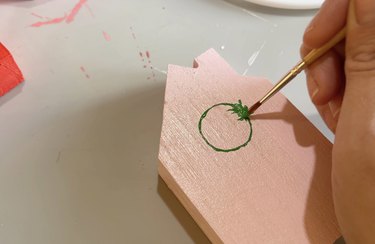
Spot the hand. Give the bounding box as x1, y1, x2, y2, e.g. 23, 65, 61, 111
302, 0, 375, 243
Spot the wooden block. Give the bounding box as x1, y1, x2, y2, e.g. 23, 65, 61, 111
158, 49, 340, 243
0, 43, 24, 96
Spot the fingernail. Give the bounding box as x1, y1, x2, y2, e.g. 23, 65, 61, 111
304, 24, 314, 34
307, 73, 319, 101
355, 0, 375, 25
329, 101, 340, 119
312, 88, 319, 100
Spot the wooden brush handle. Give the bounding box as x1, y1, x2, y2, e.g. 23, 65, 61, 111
249, 26, 347, 114
303, 27, 347, 65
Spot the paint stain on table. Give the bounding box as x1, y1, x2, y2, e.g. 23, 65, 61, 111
84, 4, 95, 18
80, 66, 90, 79
31, 13, 50, 20
130, 27, 156, 80
31, 1, 111, 44
66, 0, 87, 23
30, 0, 90, 27
102, 31, 111, 42
145, 51, 156, 80
31, 15, 67, 27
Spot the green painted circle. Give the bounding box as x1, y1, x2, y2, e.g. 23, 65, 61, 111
198, 103, 253, 152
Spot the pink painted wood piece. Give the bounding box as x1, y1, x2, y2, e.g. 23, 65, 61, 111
158, 49, 340, 243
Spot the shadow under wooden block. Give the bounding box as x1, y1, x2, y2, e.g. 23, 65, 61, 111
157, 177, 211, 244
158, 49, 341, 243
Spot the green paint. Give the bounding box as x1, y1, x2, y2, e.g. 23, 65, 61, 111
198, 100, 253, 152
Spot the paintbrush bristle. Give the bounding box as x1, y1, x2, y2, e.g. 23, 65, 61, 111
248, 101, 261, 115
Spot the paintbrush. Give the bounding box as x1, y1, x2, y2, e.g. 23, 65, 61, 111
248, 27, 347, 115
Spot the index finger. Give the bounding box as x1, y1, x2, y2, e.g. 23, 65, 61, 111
303, 0, 349, 50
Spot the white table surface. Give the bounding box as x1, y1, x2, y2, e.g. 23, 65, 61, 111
0, 1, 332, 243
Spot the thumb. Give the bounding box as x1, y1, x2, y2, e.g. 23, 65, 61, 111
346, 0, 375, 77
336, 0, 375, 144
332, 2, 375, 243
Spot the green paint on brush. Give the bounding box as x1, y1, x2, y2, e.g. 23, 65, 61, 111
198, 100, 253, 152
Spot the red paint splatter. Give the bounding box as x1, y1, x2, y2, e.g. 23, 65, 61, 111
102, 31, 111, 41
66, 0, 87, 23
31, 0, 90, 27
130, 27, 156, 80
84, 4, 95, 18
31, 13, 49, 19
145, 50, 156, 79
80, 66, 90, 79
139, 52, 145, 62
0, 43, 24, 96
130, 27, 137, 40
30, 14, 67, 27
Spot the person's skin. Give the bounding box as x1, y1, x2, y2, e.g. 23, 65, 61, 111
301, 0, 375, 243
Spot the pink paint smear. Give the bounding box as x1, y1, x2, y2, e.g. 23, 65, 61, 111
31, 14, 67, 27
102, 31, 111, 42
130, 27, 136, 40
84, 4, 95, 18
80, 66, 90, 79
66, 0, 87, 23
31, 13, 49, 20
145, 50, 156, 79
30, 0, 90, 27
130, 27, 156, 80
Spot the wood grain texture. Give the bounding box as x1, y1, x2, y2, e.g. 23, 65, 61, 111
158, 49, 340, 243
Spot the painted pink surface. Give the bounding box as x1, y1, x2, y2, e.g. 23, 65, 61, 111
66, 0, 87, 23
30, 15, 66, 27
158, 49, 340, 243
102, 31, 111, 42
